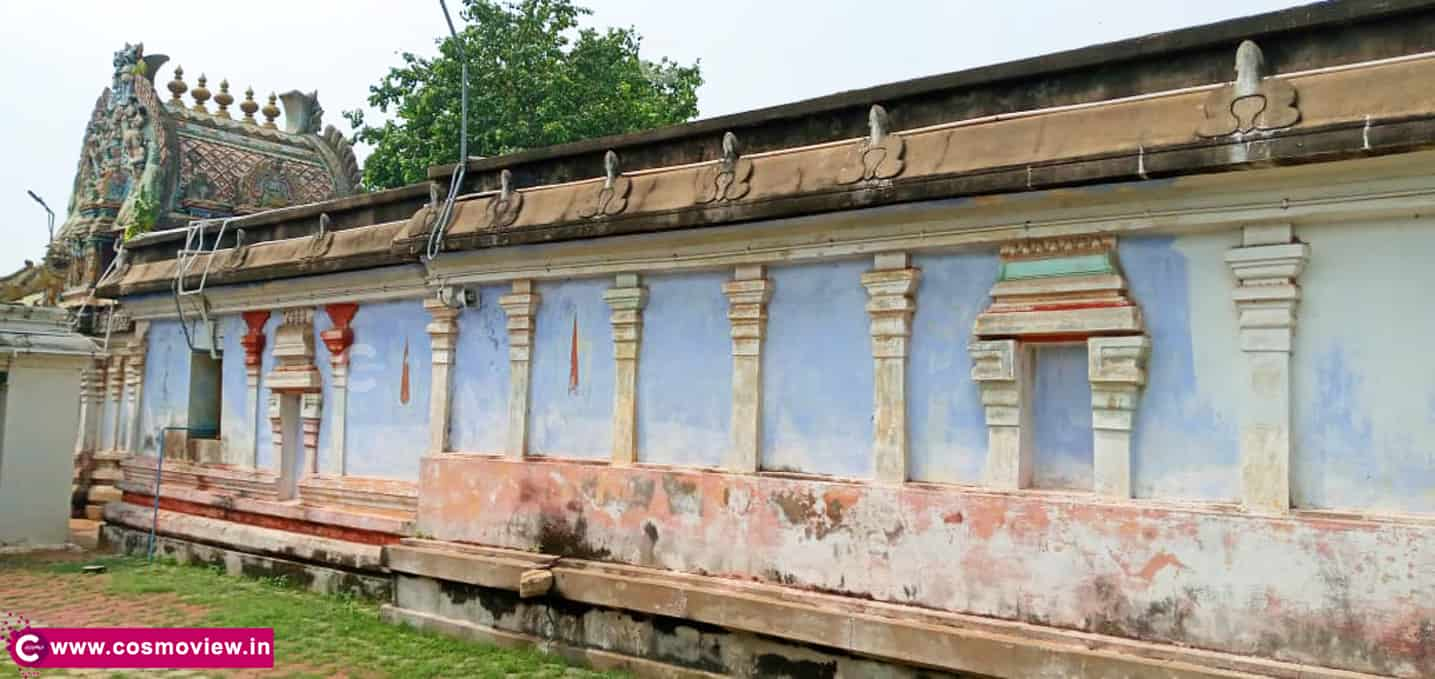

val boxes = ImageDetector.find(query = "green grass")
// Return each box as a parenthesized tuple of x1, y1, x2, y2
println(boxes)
(22, 556, 623, 679)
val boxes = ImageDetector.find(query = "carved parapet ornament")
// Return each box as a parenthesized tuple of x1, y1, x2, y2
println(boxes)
(577, 151, 631, 219)
(1197, 40, 1300, 137)
(1226, 223, 1308, 513)
(837, 105, 905, 184)
(696, 132, 753, 204)
(971, 234, 1149, 496)
(483, 169, 524, 230)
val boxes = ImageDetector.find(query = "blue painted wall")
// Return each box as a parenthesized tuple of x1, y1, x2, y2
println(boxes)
(637, 272, 731, 467)
(1119, 236, 1241, 501)
(450, 286, 511, 453)
(530, 279, 614, 459)
(762, 260, 874, 477)
(218, 314, 254, 463)
(1293, 221, 1435, 514)
(908, 252, 998, 484)
(254, 312, 281, 469)
(344, 299, 431, 479)
(137, 319, 192, 456)
(1031, 344, 1094, 490)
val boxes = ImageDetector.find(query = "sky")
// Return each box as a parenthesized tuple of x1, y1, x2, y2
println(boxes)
(0, 0, 1311, 276)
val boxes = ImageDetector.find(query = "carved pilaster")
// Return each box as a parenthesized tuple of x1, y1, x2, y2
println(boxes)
(121, 321, 149, 455)
(107, 353, 126, 452)
(423, 296, 460, 455)
(1226, 223, 1308, 513)
(267, 308, 321, 391)
(862, 253, 919, 483)
(970, 340, 1032, 490)
(267, 392, 283, 478)
(723, 265, 772, 473)
(1088, 336, 1150, 498)
(603, 274, 648, 465)
(240, 310, 269, 468)
(301, 391, 322, 477)
(73, 357, 106, 457)
(322, 304, 357, 474)
(499, 280, 540, 458)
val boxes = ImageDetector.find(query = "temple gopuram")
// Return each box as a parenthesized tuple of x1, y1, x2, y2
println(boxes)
(28, 2, 1435, 677)
(18, 42, 361, 520)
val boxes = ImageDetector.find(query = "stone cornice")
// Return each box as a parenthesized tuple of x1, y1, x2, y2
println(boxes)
(105, 48, 1435, 298)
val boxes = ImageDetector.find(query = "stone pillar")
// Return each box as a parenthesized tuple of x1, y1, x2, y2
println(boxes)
(723, 265, 772, 473)
(1226, 223, 1308, 513)
(73, 357, 104, 459)
(423, 297, 460, 456)
(301, 392, 322, 476)
(321, 304, 356, 474)
(603, 274, 648, 465)
(499, 280, 540, 458)
(862, 253, 919, 483)
(107, 353, 127, 452)
(240, 311, 269, 467)
(121, 321, 149, 455)
(268, 393, 283, 474)
(1088, 335, 1151, 498)
(970, 339, 1032, 490)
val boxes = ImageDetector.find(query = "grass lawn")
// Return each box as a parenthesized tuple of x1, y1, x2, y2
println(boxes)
(0, 552, 623, 678)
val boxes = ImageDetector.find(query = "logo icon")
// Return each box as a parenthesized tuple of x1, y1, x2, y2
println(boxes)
(2, 612, 42, 678)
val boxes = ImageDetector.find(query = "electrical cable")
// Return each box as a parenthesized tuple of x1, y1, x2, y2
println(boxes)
(426, 0, 470, 261)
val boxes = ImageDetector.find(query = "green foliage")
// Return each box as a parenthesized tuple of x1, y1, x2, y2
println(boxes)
(122, 184, 157, 242)
(11, 555, 622, 678)
(345, 0, 702, 190)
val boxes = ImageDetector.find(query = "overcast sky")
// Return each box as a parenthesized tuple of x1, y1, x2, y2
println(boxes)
(0, 0, 1309, 276)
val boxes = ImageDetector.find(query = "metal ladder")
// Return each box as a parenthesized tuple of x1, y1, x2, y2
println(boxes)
(172, 217, 233, 358)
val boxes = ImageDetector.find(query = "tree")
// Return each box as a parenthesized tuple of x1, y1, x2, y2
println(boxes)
(345, 0, 703, 190)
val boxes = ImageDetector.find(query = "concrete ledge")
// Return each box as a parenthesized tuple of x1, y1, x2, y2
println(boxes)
(103, 523, 390, 600)
(385, 540, 555, 592)
(116, 479, 415, 537)
(385, 542, 1382, 679)
(105, 501, 384, 572)
(299, 475, 418, 516)
(381, 606, 724, 679)
(122, 456, 279, 502)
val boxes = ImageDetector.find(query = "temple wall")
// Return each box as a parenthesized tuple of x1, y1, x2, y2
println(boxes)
(218, 314, 253, 463)
(636, 271, 730, 468)
(343, 299, 431, 480)
(448, 286, 510, 454)
(116, 163, 1435, 677)
(253, 312, 281, 468)
(1120, 234, 1244, 501)
(418, 456, 1433, 676)
(1293, 219, 1435, 515)
(906, 251, 997, 484)
(137, 319, 193, 455)
(530, 278, 615, 460)
(762, 260, 874, 477)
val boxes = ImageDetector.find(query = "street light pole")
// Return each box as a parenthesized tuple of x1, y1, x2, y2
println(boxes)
(26, 190, 54, 243)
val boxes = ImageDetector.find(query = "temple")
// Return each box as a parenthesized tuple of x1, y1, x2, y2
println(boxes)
(20, 42, 362, 519)
(45, 2, 1435, 677)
